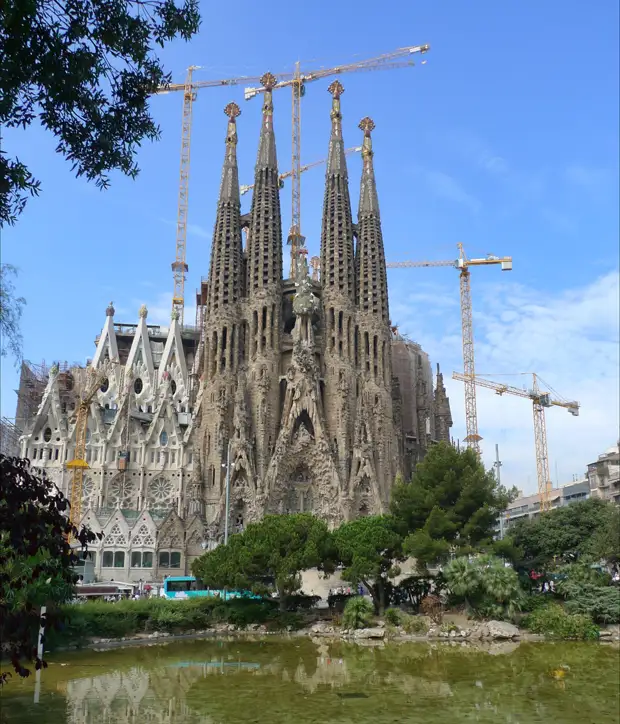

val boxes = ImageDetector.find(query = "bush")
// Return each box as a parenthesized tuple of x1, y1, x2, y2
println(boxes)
(443, 555, 524, 621)
(562, 584, 620, 624)
(401, 614, 429, 634)
(419, 594, 443, 624)
(524, 603, 599, 641)
(284, 594, 321, 611)
(384, 607, 402, 626)
(327, 592, 356, 613)
(342, 596, 374, 630)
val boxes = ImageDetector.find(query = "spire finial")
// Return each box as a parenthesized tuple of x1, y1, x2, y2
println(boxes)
(260, 72, 277, 91)
(139, 304, 148, 319)
(328, 80, 344, 99)
(224, 102, 241, 120)
(106, 301, 115, 317)
(359, 117, 375, 136)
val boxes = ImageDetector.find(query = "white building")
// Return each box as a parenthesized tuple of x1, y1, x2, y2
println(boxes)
(586, 443, 620, 505)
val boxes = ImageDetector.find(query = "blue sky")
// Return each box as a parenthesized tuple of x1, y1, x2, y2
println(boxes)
(2, 0, 618, 491)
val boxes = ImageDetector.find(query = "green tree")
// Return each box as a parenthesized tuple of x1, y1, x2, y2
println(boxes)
(587, 504, 620, 564)
(192, 514, 336, 611)
(0, 0, 200, 226)
(443, 554, 524, 621)
(0, 455, 99, 680)
(333, 515, 403, 614)
(506, 498, 616, 571)
(391, 442, 514, 570)
(0, 264, 25, 362)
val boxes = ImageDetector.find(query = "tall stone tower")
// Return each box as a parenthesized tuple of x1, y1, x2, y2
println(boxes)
(245, 73, 283, 481)
(352, 117, 397, 510)
(320, 81, 357, 485)
(201, 102, 244, 509)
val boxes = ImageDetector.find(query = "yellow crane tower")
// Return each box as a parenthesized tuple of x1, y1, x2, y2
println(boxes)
(244, 44, 430, 276)
(157, 44, 429, 324)
(386, 243, 513, 454)
(451, 372, 580, 510)
(66, 361, 117, 531)
(240, 146, 362, 196)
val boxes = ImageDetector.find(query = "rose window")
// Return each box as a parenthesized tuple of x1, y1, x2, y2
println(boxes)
(149, 478, 173, 504)
(108, 478, 135, 506)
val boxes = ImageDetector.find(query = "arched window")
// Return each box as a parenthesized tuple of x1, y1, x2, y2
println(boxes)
(160, 430, 168, 446)
(134, 378, 143, 394)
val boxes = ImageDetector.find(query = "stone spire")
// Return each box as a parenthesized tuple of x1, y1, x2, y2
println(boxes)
(320, 80, 355, 301)
(356, 117, 388, 323)
(206, 103, 243, 314)
(247, 72, 283, 294)
(434, 363, 453, 443)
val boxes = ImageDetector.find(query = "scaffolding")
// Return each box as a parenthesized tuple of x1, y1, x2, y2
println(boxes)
(0, 417, 21, 457)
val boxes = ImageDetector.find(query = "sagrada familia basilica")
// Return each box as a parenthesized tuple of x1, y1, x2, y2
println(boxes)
(14, 75, 452, 582)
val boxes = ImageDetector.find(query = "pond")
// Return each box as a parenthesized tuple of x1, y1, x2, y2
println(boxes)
(1, 638, 618, 723)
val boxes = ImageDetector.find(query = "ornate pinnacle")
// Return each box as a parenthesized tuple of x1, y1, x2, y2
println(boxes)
(139, 304, 148, 319)
(106, 301, 115, 317)
(359, 117, 375, 135)
(328, 80, 344, 99)
(260, 72, 277, 90)
(224, 102, 241, 120)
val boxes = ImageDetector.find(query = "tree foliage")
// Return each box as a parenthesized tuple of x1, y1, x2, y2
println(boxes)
(505, 498, 616, 571)
(390, 442, 515, 570)
(192, 514, 336, 611)
(0, 264, 26, 362)
(443, 554, 524, 621)
(0, 455, 100, 680)
(333, 515, 403, 614)
(0, 0, 200, 225)
(341, 596, 374, 630)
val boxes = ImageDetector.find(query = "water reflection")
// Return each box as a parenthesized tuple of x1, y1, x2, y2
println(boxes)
(2, 639, 619, 724)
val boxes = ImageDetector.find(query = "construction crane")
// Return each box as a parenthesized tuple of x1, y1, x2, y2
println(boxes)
(240, 146, 362, 196)
(386, 243, 513, 454)
(66, 361, 117, 531)
(452, 372, 579, 510)
(157, 44, 429, 325)
(245, 44, 430, 275)
(156, 68, 295, 325)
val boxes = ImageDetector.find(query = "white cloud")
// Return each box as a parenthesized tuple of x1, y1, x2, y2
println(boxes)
(421, 169, 481, 214)
(389, 269, 620, 494)
(121, 291, 197, 329)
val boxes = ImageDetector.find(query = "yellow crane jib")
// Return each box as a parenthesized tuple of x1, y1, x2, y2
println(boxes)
(451, 372, 580, 510)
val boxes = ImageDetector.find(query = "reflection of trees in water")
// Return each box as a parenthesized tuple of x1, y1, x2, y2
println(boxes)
(54, 639, 619, 724)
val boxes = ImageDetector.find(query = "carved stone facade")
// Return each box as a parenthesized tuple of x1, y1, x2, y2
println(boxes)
(15, 78, 452, 582)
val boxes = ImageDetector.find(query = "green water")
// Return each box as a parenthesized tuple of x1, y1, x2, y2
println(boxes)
(1, 638, 618, 723)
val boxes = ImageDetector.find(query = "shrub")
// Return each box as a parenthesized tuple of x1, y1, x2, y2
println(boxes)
(420, 594, 443, 624)
(342, 596, 374, 630)
(524, 603, 599, 640)
(562, 585, 620, 624)
(440, 622, 459, 634)
(384, 607, 402, 626)
(401, 615, 429, 634)
(443, 555, 524, 621)
(327, 592, 355, 613)
(285, 594, 321, 611)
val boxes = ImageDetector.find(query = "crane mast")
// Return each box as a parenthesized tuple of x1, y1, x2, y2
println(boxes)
(67, 361, 117, 531)
(386, 244, 512, 454)
(170, 66, 196, 326)
(452, 371, 579, 509)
